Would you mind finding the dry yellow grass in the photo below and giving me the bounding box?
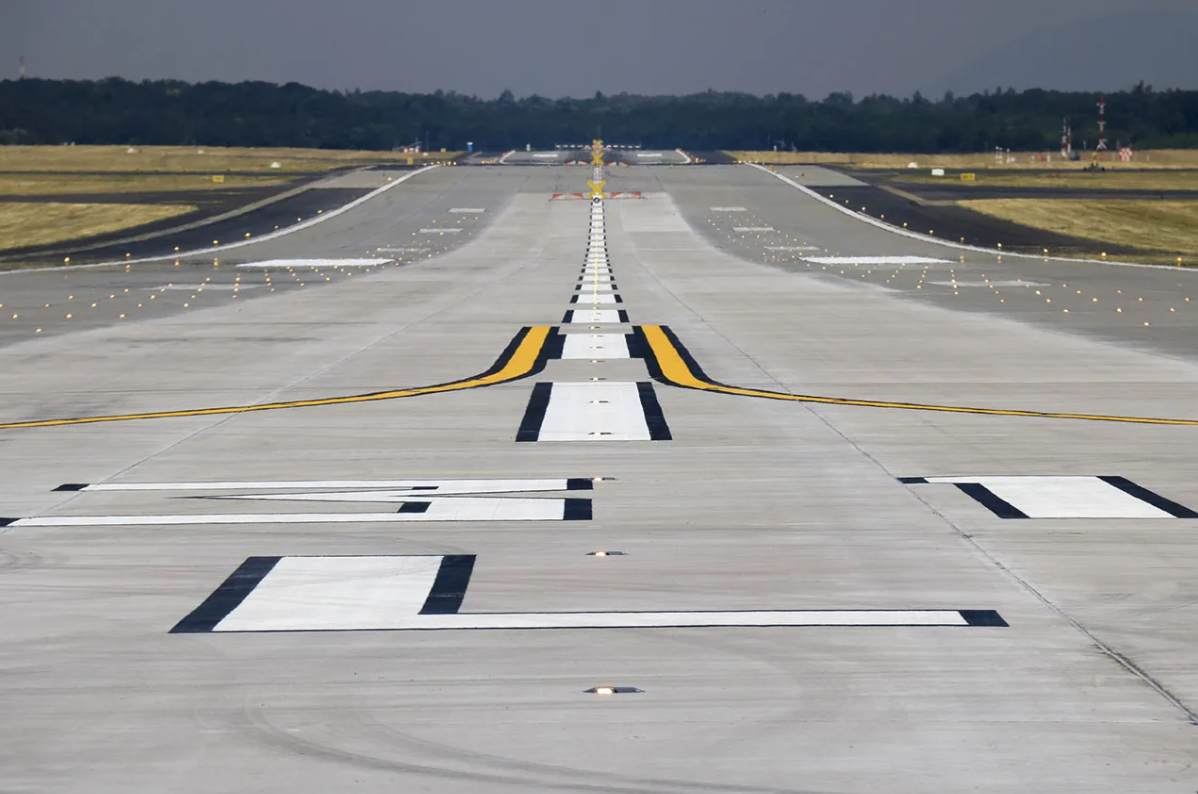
[891,170,1198,191]
[0,145,459,173]
[959,199,1198,256]
[729,149,1198,170]
[0,173,292,197]
[0,202,197,250]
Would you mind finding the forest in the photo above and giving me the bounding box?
[2,77,1197,152]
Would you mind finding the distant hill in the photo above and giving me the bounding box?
[931,9,1198,95]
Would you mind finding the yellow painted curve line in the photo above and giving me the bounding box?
[0,326,552,430]
[641,325,1198,427]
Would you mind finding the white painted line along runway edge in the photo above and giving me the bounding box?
[747,162,1198,272]
[2,164,440,273]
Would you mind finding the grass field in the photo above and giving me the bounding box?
[728,149,1198,170]
[0,145,459,252]
[959,199,1198,258]
[0,145,458,173]
[0,173,293,197]
[889,170,1198,191]
[0,202,197,251]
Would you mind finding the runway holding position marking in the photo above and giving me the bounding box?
[171,553,1007,633]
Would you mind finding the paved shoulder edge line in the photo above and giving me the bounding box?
[745,162,1196,273]
[0,164,441,275]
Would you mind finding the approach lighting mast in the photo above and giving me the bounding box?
[1096,97,1108,152]
[1060,118,1073,159]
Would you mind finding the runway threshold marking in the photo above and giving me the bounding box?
[640,325,1198,427]
[0,326,554,431]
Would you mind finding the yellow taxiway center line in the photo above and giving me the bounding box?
[641,325,1198,427]
[0,326,552,430]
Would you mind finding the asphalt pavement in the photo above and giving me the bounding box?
[2,163,1197,793]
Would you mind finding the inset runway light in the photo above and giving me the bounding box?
[588,550,626,557]
[586,686,642,695]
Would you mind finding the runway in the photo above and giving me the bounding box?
[2,163,1198,792]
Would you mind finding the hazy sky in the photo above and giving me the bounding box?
[6,0,1198,98]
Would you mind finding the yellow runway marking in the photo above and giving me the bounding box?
[641,325,1198,427]
[0,326,552,431]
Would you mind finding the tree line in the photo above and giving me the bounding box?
[2,78,1197,152]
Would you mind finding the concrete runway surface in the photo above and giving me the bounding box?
[2,164,1198,793]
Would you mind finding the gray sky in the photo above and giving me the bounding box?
[6,0,1198,98]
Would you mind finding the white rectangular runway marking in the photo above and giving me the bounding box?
[236,259,392,269]
[575,293,619,305]
[767,245,821,251]
[11,499,571,526]
[539,382,651,441]
[733,226,776,232]
[179,554,992,633]
[577,284,614,292]
[449,208,485,213]
[803,256,952,265]
[923,476,1177,518]
[566,309,623,324]
[413,611,971,630]
[61,478,580,494]
[217,556,444,632]
[420,228,461,234]
[561,334,631,360]
[710,206,747,211]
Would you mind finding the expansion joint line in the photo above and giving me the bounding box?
[0,326,554,430]
[639,324,1198,427]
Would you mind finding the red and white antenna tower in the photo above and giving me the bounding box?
[1060,118,1072,158]
[1096,96,1108,151]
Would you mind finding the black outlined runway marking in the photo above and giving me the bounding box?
[172,553,1007,633]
